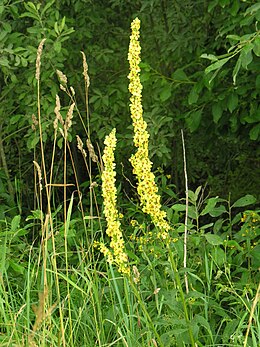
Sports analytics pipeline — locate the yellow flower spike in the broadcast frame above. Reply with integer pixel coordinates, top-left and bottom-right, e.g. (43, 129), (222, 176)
(101, 128), (130, 275)
(128, 18), (171, 237)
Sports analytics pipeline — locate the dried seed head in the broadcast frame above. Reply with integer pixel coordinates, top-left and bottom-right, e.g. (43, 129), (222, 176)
(54, 95), (64, 129)
(56, 69), (68, 85)
(132, 265), (140, 284)
(60, 84), (66, 92)
(70, 86), (75, 96)
(33, 161), (42, 191)
(31, 114), (38, 130)
(81, 51), (90, 88)
(90, 181), (98, 189)
(35, 38), (46, 81)
(86, 139), (98, 162)
(65, 103), (75, 130)
(76, 135), (87, 157)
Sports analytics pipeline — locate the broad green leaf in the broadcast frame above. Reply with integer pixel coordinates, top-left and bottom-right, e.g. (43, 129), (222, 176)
(172, 68), (188, 81)
(11, 215), (21, 232)
(227, 93), (238, 113)
(186, 109), (202, 132)
(205, 57), (232, 74)
(209, 205), (227, 217)
(232, 194), (256, 208)
(171, 204), (186, 212)
(188, 88), (199, 105)
(205, 234), (223, 246)
(249, 123), (260, 140)
(212, 103), (223, 123)
(160, 85), (171, 102)
(201, 197), (220, 216)
(253, 37), (260, 57)
(9, 260), (25, 274)
(240, 44), (253, 69)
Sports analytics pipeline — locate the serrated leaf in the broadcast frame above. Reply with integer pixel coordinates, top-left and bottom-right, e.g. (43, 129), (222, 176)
(205, 57), (232, 74)
(205, 234), (223, 245)
(232, 194), (256, 208)
(212, 103), (223, 123)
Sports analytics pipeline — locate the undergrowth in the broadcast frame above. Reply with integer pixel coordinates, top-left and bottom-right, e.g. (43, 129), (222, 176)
(0, 18), (259, 347)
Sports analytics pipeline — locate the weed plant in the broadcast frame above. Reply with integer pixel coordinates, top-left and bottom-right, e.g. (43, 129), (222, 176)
(0, 18), (259, 347)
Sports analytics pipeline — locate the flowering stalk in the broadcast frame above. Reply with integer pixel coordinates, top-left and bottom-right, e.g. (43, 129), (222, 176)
(128, 18), (170, 239)
(99, 129), (130, 275)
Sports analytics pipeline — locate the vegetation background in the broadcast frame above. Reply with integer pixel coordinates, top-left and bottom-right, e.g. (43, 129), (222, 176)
(0, 0), (259, 346)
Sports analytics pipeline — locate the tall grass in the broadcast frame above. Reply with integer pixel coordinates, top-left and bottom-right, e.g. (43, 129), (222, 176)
(0, 17), (259, 347)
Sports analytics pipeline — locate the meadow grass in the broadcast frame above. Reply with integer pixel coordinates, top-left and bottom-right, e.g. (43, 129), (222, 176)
(0, 18), (259, 347)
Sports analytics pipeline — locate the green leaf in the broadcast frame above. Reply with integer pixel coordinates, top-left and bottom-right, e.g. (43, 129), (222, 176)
(188, 86), (199, 105)
(232, 194), (256, 208)
(42, 0), (55, 15)
(160, 85), (172, 102)
(205, 57), (232, 74)
(9, 260), (25, 274)
(201, 197), (220, 216)
(200, 53), (218, 61)
(253, 37), (260, 57)
(171, 204), (186, 212)
(11, 215), (21, 232)
(212, 103), (223, 123)
(227, 93), (238, 113)
(240, 44), (253, 69)
(233, 56), (241, 85)
(205, 234), (223, 246)
(186, 109), (202, 132)
(209, 205), (227, 217)
(172, 68), (188, 81)
(249, 123), (260, 140)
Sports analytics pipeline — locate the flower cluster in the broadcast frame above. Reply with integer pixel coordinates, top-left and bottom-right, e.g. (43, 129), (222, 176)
(128, 18), (170, 238)
(99, 129), (129, 275)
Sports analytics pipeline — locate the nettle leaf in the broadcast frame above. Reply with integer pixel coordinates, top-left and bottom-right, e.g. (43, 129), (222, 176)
(232, 194), (256, 208)
(205, 57), (232, 74)
(249, 123), (260, 140)
(212, 103), (223, 123)
(227, 93), (238, 113)
(186, 109), (202, 132)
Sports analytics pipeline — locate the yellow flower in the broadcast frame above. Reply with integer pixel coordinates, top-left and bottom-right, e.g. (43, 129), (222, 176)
(100, 129), (130, 275)
(128, 18), (170, 237)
